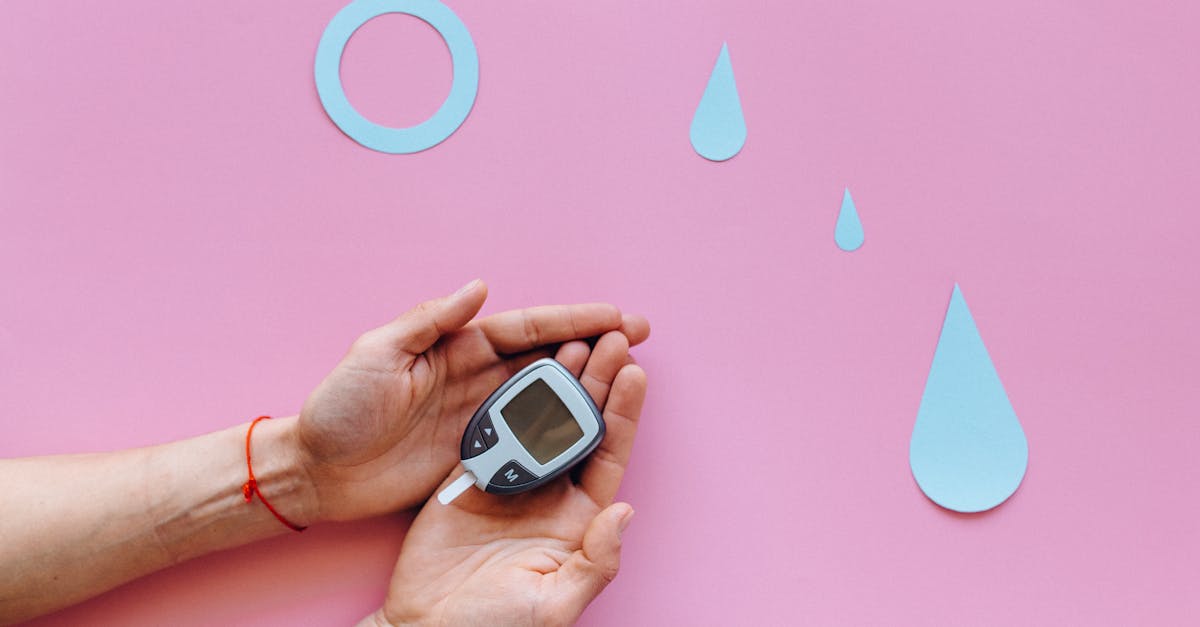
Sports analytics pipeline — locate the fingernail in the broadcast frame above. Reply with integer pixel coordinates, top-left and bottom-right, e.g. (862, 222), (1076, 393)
(456, 279), (480, 296)
(617, 507), (635, 537)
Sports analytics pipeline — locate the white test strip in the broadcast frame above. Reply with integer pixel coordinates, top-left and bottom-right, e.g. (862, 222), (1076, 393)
(436, 471), (477, 505)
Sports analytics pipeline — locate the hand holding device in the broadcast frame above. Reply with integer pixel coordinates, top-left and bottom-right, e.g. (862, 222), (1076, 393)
(294, 280), (650, 522)
(363, 331), (648, 627)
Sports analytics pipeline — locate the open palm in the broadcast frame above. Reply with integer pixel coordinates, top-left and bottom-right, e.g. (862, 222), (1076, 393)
(297, 280), (649, 522)
(369, 331), (648, 627)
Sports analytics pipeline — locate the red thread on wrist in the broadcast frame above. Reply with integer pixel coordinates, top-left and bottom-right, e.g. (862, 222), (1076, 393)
(242, 416), (307, 532)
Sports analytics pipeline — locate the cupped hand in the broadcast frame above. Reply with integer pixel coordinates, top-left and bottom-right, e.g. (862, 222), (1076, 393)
(368, 330), (648, 627)
(296, 280), (649, 522)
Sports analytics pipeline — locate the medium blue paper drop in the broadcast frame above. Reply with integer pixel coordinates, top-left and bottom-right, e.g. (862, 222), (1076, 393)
(835, 188), (864, 251)
(690, 43), (746, 161)
(910, 284), (1029, 513)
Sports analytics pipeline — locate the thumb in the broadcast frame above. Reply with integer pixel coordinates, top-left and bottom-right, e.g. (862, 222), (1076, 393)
(553, 503), (634, 618)
(388, 279), (488, 355)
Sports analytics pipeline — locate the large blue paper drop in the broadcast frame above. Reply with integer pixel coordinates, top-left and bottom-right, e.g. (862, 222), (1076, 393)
(910, 284), (1029, 513)
(689, 43), (746, 161)
(835, 188), (864, 251)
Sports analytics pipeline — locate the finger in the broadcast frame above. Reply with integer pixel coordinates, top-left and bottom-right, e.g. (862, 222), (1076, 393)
(485, 348), (558, 383)
(579, 332), (629, 410)
(553, 503), (634, 618)
(579, 364), (647, 506)
(486, 343), (591, 396)
(478, 303), (621, 355)
(386, 280), (488, 355)
(619, 314), (651, 347)
(555, 341), (591, 378)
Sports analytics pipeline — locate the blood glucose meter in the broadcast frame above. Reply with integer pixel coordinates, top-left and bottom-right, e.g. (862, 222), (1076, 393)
(437, 358), (605, 504)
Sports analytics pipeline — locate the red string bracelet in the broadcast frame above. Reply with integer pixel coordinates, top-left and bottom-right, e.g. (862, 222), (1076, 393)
(242, 416), (307, 532)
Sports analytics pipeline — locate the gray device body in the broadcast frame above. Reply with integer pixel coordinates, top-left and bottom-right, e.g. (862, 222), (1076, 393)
(459, 358), (605, 494)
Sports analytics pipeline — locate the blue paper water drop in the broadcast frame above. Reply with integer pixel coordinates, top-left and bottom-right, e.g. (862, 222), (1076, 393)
(835, 188), (864, 251)
(690, 43), (746, 161)
(910, 284), (1029, 513)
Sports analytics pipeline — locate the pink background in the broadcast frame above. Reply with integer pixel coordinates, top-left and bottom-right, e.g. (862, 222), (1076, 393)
(2, 1), (1198, 624)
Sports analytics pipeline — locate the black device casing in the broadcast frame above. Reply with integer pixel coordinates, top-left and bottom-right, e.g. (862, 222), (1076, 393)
(458, 358), (605, 495)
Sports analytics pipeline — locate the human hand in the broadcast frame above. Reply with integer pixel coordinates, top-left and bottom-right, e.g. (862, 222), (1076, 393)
(295, 280), (649, 522)
(365, 330), (648, 627)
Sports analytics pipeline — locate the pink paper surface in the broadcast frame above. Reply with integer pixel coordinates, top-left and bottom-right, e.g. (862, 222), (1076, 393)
(2, 1), (1198, 625)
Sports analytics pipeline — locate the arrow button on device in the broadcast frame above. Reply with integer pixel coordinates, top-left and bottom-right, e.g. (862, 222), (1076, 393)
(478, 415), (499, 447)
(463, 428), (490, 459)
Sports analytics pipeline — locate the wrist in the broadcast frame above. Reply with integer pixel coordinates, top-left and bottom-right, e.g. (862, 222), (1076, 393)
(246, 415), (321, 528)
(146, 416), (321, 563)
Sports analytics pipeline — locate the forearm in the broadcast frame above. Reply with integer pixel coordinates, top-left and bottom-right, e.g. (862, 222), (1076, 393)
(0, 416), (317, 624)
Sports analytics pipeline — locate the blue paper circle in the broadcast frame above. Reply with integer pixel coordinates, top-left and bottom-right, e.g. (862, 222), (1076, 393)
(314, 0), (479, 154)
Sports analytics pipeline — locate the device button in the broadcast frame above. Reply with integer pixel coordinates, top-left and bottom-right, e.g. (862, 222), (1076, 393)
(489, 461), (536, 487)
(478, 416), (499, 447)
(464, 428), (488, 459)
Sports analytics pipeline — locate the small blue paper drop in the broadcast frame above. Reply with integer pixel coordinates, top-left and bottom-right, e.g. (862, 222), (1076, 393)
(690, 43), (746, 161)
(910, 284), (1029, 513)
(835, 188), (864, 251)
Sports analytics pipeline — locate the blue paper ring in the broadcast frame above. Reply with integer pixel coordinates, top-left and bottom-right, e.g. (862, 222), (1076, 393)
(314, 0), (479, 154)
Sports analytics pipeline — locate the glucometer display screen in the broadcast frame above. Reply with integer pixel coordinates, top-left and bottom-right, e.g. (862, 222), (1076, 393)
(502, 378), (584, 464)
